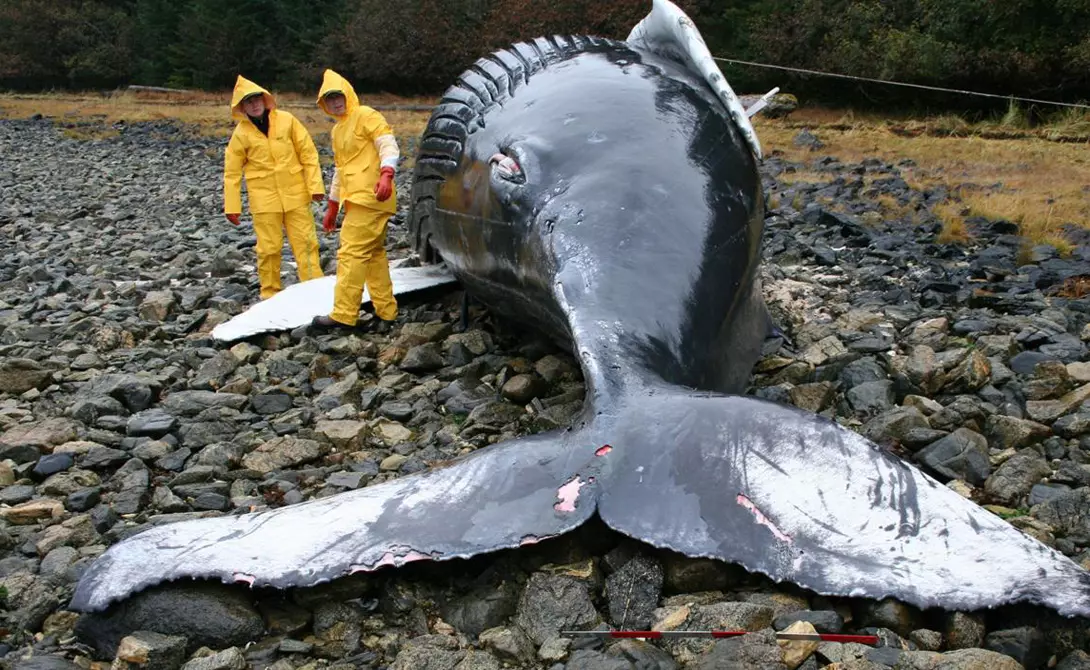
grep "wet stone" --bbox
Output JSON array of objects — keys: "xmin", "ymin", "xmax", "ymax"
[
  {"xmin": 604, "ymin": 555, "xmax": 664, "ymax": 630},
  {"xmin": 32, "ymin": 452, "xmax": 74, "ymax": 479}
]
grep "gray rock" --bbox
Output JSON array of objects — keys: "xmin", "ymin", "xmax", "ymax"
[
  {"xmin": 694, "ymin": 629, "xmax": 787, "ymax": 670},
  {"xmin": 909, "ymin": 629, "xmax": 943, "ymax": 652},
  {"xmin": 499, "ymin": 373, "xmax": 543, "ymax": 405},
  {"xmin": 1054, "ymin": 411, "xmax": 1090, "ymax": 438},
  {"xmin": 604, "ymin": 555, "xmax": 664, "ymax": 630},
  {"xmin": 65, "ymin": 487, "xmax": 101, "ymax": 512},
  {"xmin": 859, "ymin": 598, "xmax": 920, "ymax": 638},
  {"xmin": 112, "ymin": 460, "xmax": 150, "ymax": 515},
  {"xmin": 985, "ymin": 415, "xmax": 1052, "ymax": 450},
  {"xmin": 191, "ymin": 352, "xmax": 240, "ymax": 390},
  {"xmin": 387, "ymin": 634, "xmax": 465, "ymax": 670},
  {"xmin": 917, "ymin": 427, "xmax": 991, "ymax": 485},
  {"xmin": 0, "ymin": 483, "xmax": 34, "ymax": 505},
  {"xmin": 514, "ymin": 573, "xmax": 600, "ymax": 645},
  {"xmin": 251, "ymin": 393, "xmax": 293, "ymax": 415},
  {"xmin": 1, "ymin": 418, "xmax": 81, "ymax": 461},
  {"xmin": 77, "ymin": 374, "xmax": 159, "ymax": 413},
  {"xmin": 180, "ymin": 647, "xmax": 247, "ymax": 670},
  {"xmin": 161, "ymin": 391, "xmax": 248, "ymax": 417},
  {"xmin": 846, "ymin": 380, "xmax": 895, "ymax": 418},
  {"xmin": 862, "ymin": 406, "xmax": 930, "ymax": 444},
  {"xmin": 1058, "ymin": 650, "xmax": 1090, "ymax": 670},
  {"xmin": 33, "ymin": 452, "xmax": 74, "ymax": 479},
  {"xmin": 442, "ymin": 582, "xmax": 520, "ymax": 639},
  {"xmin": 1027, "ymin": 382, "xmax": 1090, "ymax": 423},
  {"xmin": 564, "ymin": 649, "xmax": 636, "ymax": 670},
  {"xmin": 126, "ymin": 409, "xmax": 178, "ymax": 438},
  {"xmin": 535, "ymin": 354, "xmax": 575, "ymax": 383},
  {"xmin": 773, "ymin": 610, "xmax": 843, "ymax": 634},
  {"xmin": 943, "ymin": 611, "xmax": 986, "ymax": 650},
  {"xmin": 479, "ymin": 626, "xmax": 535, "ymax": 664},
  {"xmin": 74, "ymin": 582, "xmax": 264, "ymax": 658},
  {"xmin": 378, "ymin": 401, "xmax": 415, "ymax": 421},
  {"xmin": 0, "ymin": 358, "xmax": 52, "ymax": 393},
  {"xmin": 115, "ymin": 630, "xmax": 187, "ymax": 670},
  {"xmin": 1029, "ymin": 482, "xmax": 1072, "ymax": 506},
  {"xmin": 9, "ymin": 655, "xmax": 85, "ymax": 670},
  {"xmin": 934, "ymin": 648, "xmax": 1026, "ymax": 669},
  {"xmin": 400, "ymin": 343, "xmax": 445, "ymax": 373},
  {"xmin": 1033, "ymin": 488, "xmax": 1090, "ymax": 540},
  {"xmin": 607, "ymin": 639, "xmax": 678, "ymax": 670},
  {"xmin": 985, "ymin": 626, "xmax": 1048, "ymax": 668},
  {"xmin": 985, "ymin": 449, "xmax": 1051, "ymax": 506}
]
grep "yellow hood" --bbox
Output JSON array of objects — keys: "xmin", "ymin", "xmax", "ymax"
[
  {"xmin": 317, "ymin": 68, "xmax": 359, "ymax": 119},
  {"xmin": 230, "ymin": 75, "xmax": 277, "ymax": 122}
]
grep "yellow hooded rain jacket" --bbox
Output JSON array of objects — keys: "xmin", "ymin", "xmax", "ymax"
[
  {"xmin": 224, "ymin": 76, "xmax": 324, "ymax": 215},
  {"xmin": 317, "ymin": 69, "xmax": 399, "ymax": 215}
]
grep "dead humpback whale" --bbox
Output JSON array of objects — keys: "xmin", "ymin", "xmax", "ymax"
[{"xmin": 70, "ymin": 0, "xmax": 1090, "ymax": 620}]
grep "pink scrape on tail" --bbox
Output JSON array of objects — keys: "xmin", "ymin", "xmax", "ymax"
[
  {"xmin": 350, "ymin": 548, "xmax": 435, "ymax": 573},
  {"xmin": 736, "ymin": 494, "xmax": 792, "ymax": 543},
  {"xmin": 520, "ymin": 533, "xmax": 555, "ymax": 546},
  {"xmin": 554, "ymin": 476, "xmax": 585, "ymax": 512},
  {"xmin": 596, "ymin": 445, "xmax": 613, "ymax": 456},
  {"xmin": 233, "ymin": 572, "xmax": 256, "ymax": 587}
]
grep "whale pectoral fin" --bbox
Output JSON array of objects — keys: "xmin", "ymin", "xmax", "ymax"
[
  {"xmin": 210, "ymin": 262, "xmax": 459, "ymax": 342},
  {"xmin": 69, "ymin": 431, "xmax": 597, "ymax": 613},
  {"xmin": 597, "ymin": 392, "xmax": 1090, "ymax": 617}
]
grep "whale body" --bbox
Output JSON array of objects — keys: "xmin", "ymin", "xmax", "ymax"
[{"xmin": 69, "ymin": 0, "xmax": 1090, "ymax": 621}]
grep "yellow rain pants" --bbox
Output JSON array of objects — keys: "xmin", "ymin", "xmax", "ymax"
[
  {"xmin": 252, "ymin": 206, "xmax": 324, "ymax": 300},
  {"xmin": 329, "ymin": 201, "xmax": 397, "ymax": 326}
]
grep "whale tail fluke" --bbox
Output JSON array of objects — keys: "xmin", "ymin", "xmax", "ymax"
[
  {"xmin": 71, "ymin": 382, "xmax": 1090, "ymax": 620},
  {"xmin": 68, "ymin": 427, "xmax": 605, "ymax": 613},
  {"xmin": 597, "ymin": 388, "xmax": 1090, "ymax": 618}
]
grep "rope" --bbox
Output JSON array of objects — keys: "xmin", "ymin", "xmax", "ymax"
[{"xmin": 712, "ymin": 56, "xmax": 1090, "ymax": 111}]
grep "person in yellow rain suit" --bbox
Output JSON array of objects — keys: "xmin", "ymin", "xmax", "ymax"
[
  {"xmin": 223, "ymin": 75, "xmax": 325, "ymax": 300},
  {"xmin": 310, "ymin": 69, "xmax": 399, "ymax": 333}
]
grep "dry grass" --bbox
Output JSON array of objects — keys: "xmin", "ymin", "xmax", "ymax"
[
  {"xmin": 932, "ymin": 201, "xmax": 972, "ymax": 244},
  {"xmin": 754, "ymin": 107, "xmax": 1090, "ymax": 249},
  {"xmin": 3, "ymin": 90, "xmax": 1090, "ymax": 248},
  {"xmin": 0, "ymin": 89, "xmax": 436, "ymax": 141},
  {"xmin": 775, "ymin": 168, "xmax": 833, "ymax": 186}
]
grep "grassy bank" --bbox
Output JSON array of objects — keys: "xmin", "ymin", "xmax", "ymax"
[
  {"xmin": 3, "ymin": 89, "xmax": 1088, "ymax": 251},
  {"xmin": 752, "ymin": 107, "xmax": 1090, "ymax": 253}
]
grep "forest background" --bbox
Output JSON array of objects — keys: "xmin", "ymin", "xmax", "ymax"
[{"xmin": 4, "ymin": 0, "xmax": 1090, "ymax": 115}]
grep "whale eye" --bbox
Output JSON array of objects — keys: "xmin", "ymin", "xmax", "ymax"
[{"xmin": 489, "ymin": 152, "xmax": 524, "ymax": 184}]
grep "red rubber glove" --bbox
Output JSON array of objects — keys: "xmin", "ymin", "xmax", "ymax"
[
  {"xmin": 225, "ymin": 213, "xmax": 240, "ymax": 226},
  {"xmin": 374, "ymin": 167, "xmax": 395, "ymax": 202},
  {"xmin": 322, "ymin": 200, "xmax": 340, "ymax": 234}
]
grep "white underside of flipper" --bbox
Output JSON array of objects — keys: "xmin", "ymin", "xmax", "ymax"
[
  {"xmin": 210, "ymin": 260, "xmax": 458, "ymax": 343},
  {"xmin": 626, "ymin": 0, "xmax": 763, "ymax": 159}
]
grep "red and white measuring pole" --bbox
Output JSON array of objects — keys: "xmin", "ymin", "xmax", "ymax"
[{"xmin": 562, "ymin": 630, "xmax": 879, "ymax": 644}]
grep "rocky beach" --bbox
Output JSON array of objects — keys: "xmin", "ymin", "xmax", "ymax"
[{"xmin": 2, "ymin": 115, "xmax": 1090, "ymax": 670}]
